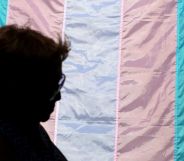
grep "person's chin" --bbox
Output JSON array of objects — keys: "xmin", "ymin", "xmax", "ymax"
[
  {"xmin": 40, "ymin": 112, "xmax": 52, "ymax": 122},
  {"xmin": 40, "ymin": 105, "xmax": 55, "ymax": 122},
  {"xmin": 40, "ymin": 115, "xmax": 50, "ymax": 122}
]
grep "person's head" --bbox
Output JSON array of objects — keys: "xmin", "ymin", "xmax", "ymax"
[{"xmin": 0, "ymin": 25, "xmax": 70, "ymax": 122}]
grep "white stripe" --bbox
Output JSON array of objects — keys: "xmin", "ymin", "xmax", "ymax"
[{"xmin": 114, "ymin": 0, "xmax": 124, "ymax": 160}]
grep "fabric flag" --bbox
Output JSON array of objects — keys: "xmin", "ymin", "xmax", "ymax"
[{"xmin": 0, "ymin": 0, "xmax": 183, "ymax": 161}]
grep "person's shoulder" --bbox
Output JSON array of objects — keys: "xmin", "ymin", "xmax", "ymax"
[{"xmin": 39, "ymin": 124, "xmax": 68, "ymax": 161}]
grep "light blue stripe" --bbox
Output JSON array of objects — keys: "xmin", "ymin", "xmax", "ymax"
[
  {"xmin": 57, "ymin": 0, "xmax": 121, "ymax": 161},
  {"xmin": 175, "ymin": 0, "xmax": 184, "ymax": 160},
  {"xmin": 0, "ymin": 0, "xmax": 8, "ymax": 26}
]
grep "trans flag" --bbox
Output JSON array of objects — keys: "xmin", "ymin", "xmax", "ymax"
[{"xmin": 0, "ymin": 0, "xmax": 183, "ymax": 161}]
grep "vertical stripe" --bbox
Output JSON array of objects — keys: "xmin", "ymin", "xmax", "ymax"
[
  {"xmin": 7, "ymin": 0, "xmax": 65, "ymax": 141},
  {"xmin": 0, "ymin": 0, "xmax": 8, "ymax": 26},
  {"xmin": 54, "ymin": 0, "xmax": 67, "ymax": 144},
  {"xmin": 7, "ymin": 0, "xmax": 65, "ymax": 39},
  {"xmin": 118, "ymin": 0, "xmax": 176, "ymax": 161},
  {"xmin": 114, "ymin": 0, "xmax": 124, "ymax": 161},
  {"xmin": 175, "ymin": 0, "xmax": 184, "ymax": 160},
  {"xmin": 56, "ymin": 0, "xmax": 121, "ymax": 161}
]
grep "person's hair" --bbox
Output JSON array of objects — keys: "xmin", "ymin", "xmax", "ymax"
[
  {"xmin": 0, "ymin": 25, "xmax": 70, "ymax": 121},
  {"xmin": 0, "ymin": 24, "xmax": 69, "ymax": 70}
]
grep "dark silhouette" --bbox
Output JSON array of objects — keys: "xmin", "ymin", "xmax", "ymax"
[{"xmin": 0, "ymin": 25, "xmax": 70, "ymax": 161}]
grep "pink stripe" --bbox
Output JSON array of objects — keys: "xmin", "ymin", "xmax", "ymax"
[
  {"xmin": 117, "ymin": 0, "xmax": 176, "ymax": 160},
  {"xmin": 7, "ymin": 0, "xmax": 65, "ymax": 141},
  {"xmin": 7, "ymin": 0, "xmax": 65, "ymax": 39},
  {"xmin": 114, "ymin": 0, "xmax": 124, "ymax": 161}
]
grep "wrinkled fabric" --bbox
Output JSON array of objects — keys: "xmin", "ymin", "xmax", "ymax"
[
  {"xmin": 8, "ymin": 0, "xmax": 65, "ymax": 40},
  {"xmin": 1, "ymin": 0, "xmax": 181, "ymax": 160},
  {"xmin": 175, "ymin": 0, "xmax": 184, "ymax": 160},
  {"xmin": 7, "ymin": 0, "xmax": 65, "ymax": 141},
  {"xmin": 117, "ymin": 0, "xmax": 176, "ymax": 161},
  {"xmin": 57, "ymin": 0, "xmax": 121, "ymax": 161}
]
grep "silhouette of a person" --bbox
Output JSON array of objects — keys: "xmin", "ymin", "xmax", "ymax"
[{"xmin": 0, "ymin": 25, "xmax": 70, "ymax": 161}]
